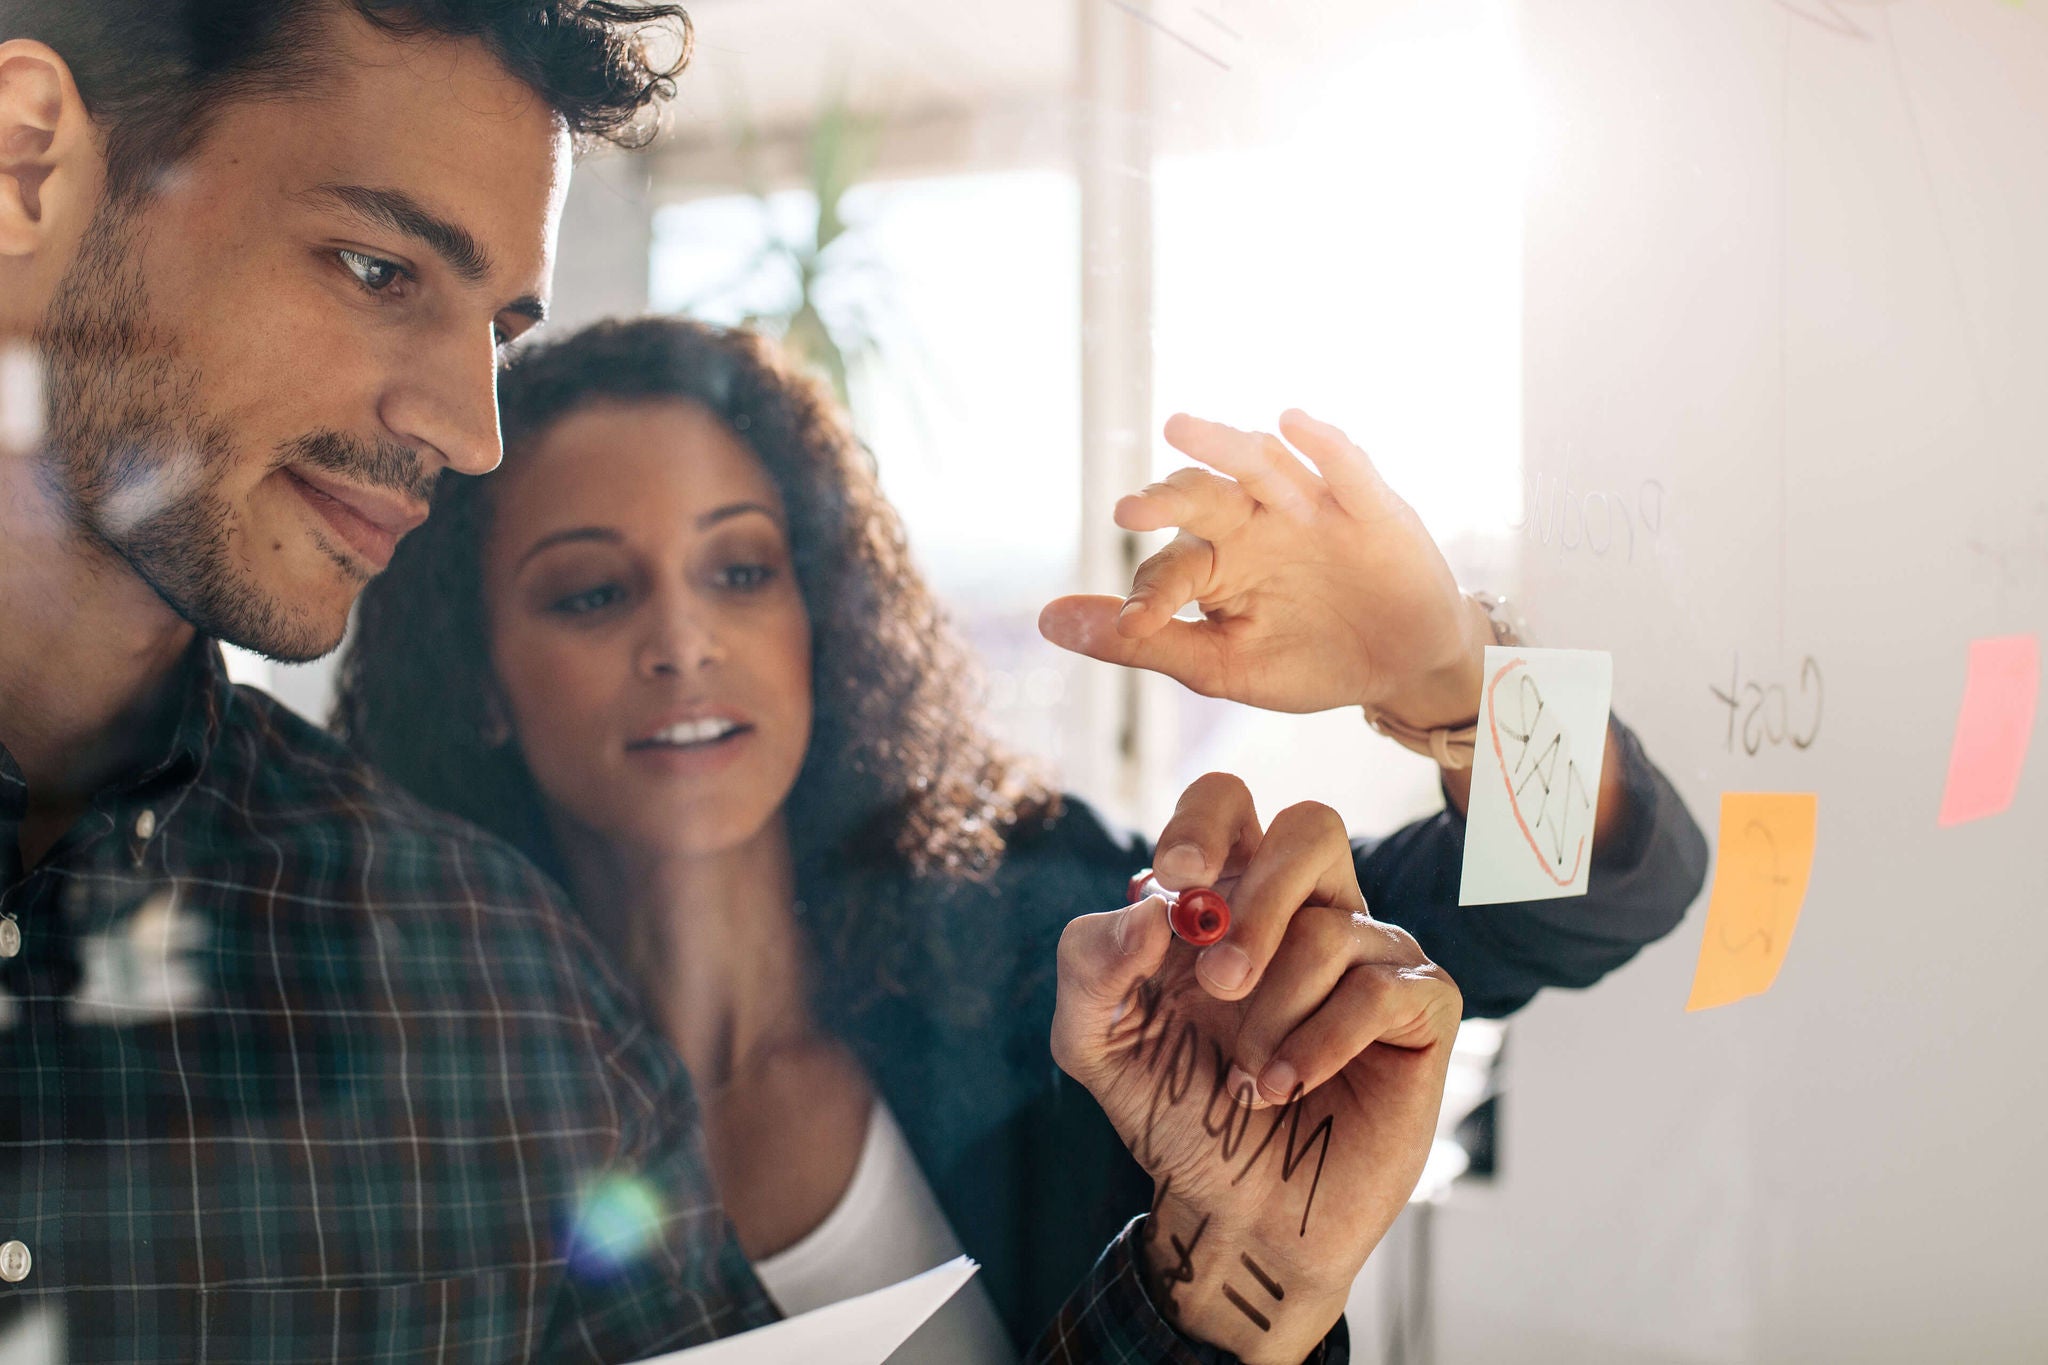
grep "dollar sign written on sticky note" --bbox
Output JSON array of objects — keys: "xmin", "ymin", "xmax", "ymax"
[
  {"xmin": 1458, "ymin": 646, "xmax": 1614, "ymax": 906},
  {"xmin": 1685, "ymin": 793, "xmax": 1820, "ymax": 1012},
  {"xmin": 1936, "ymin": 634, "xmax": 2039, "ymax": 828}
]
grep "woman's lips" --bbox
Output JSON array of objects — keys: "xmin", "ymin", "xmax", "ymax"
[{"xmin": 623, "ymin": 723, "xmax": 756, "ymax": 776}]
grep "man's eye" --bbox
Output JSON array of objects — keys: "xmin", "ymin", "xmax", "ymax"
[{"xmin": 339, "ymin": 250, "xmax": 406, "ymax": 293}]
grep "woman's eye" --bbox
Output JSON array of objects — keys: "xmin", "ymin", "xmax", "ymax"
[
  {"xmin": 339, "ymin": 249, "xmax": 406, "ymax": 294},
  {"xmin": 716, "ymin": 563, "xmax": 776, "ymax": 591},
  {"xmin": 551, "ymin": 584, "xmax": 625, "ymax": 615}
]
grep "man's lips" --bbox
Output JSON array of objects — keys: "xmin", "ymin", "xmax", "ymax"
[{"xmin": 285, "ymin": 468, "xmax": 429, "ymax": 571}]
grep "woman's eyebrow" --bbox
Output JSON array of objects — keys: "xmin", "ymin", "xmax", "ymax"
[
  {"xmin": 697, "ymin": 502, "xmax": 781, "ymax": 530},
  {"xmin": 518, "ymin": 526, "xmax": 621, "ymax": 568}
]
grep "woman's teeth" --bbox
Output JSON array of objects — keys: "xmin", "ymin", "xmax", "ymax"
[{"xmin": 642, "ymin": 718, "xmax": 742, "ymax": 748}]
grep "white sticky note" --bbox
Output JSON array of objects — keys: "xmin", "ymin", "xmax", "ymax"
[
  {"xmin": 1458, "ymin": 646, "xmax": 1614, "ymax": 905},
  {"xmin": 629, "ymin": 1256, "xmax": 978, "ymax": 1365}
]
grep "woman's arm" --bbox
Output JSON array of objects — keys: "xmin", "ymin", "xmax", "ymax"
[
  {"xmin": 1037, "ymin": 409, "xmax": 1709, "ymax": 1013},
  {"xmin": 1356, "ymin": 715, "xmax": 1707, "ymax": 1018}
]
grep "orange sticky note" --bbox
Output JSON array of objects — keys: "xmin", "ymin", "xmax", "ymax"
[
  {"xmin": 1685, "ymin": 793, "xmax": 1819, "ymax": 1012},
  {"xmin": 1936, "ymin": 635, "xmax": 2039, "ymax": 827}
]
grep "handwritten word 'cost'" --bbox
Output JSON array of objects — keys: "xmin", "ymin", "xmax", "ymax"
[{"xmin": 1709, "ymin": 653, "xmax": 1823, "ymax": 756}]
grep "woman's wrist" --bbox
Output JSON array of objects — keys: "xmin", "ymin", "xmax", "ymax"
[
  {"xmin": 1368, "ymin": 594, "xmax": 1493, "ymax": 733},
  {"xmin": 1136, "ymin": 1194, "xmax": 1350, "ymax": 1364}
]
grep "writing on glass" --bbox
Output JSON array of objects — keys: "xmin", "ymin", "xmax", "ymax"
[{"xmin": 1710, "ymin": 652, "xmax": 1823, "ymax": 756}]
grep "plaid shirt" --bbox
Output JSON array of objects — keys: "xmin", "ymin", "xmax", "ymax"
[{"xmin": 1, "ymin": 642, "xmax": 1329, "ymax": 1364}]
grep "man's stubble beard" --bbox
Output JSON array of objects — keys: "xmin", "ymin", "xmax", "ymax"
[{"xmin": 33, "ymin": 202, "xmax": 358, "ymax": 664}]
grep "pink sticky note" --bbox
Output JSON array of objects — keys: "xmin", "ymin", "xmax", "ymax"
[{"xmin": 1937, "ymin": 635, "xmax": 2040, "ymax": 827}]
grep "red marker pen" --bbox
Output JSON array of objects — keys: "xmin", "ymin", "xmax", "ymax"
[{"xmin": 1126, "ymin": 868, "xmax": 1232, "ymax": 947}]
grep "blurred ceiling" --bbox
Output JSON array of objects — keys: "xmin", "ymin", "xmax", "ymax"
[
  {"xmin": 645, "ymin": 1, "xmax": 1440, "ymax": 195},
  {"xmin": 665, "ymin": 0, "xmax": 1077, "ymax": 144}
]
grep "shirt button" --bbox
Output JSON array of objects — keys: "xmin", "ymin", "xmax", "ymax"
[
  {"xmin": 134, "ymin": 809, "xmax": 158, "ymax": 841},
  {"xmin": 0, "ymin": 1241, "xmax": 29, "ymax": 1283},
  {"xmin": 0, "ymin": 919, "xmax": 18, "ymax": 959}
]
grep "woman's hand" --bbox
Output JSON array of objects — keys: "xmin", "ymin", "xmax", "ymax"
[
  {"xmin": 1039, "ymin": 409, "xmax": 1492, "ymax": 730},
  {"xmin": 1050, "ymin": 775, "xmax": 1462, "ymax": 1363}
]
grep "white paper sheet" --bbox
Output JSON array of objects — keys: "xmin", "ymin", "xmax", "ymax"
[
  {"xmin": 629, "ymin": 1256, "xmax": 980, "ymax": 1365},
  {"xmin": 1458, "ymin": 646, "xmax": 1613, "ymax": 905}
]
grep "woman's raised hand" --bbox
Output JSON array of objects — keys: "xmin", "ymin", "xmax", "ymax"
[
  {"xmin": 1039, "ymin": 409, "xmax": 1492, "ymax": 730},
  {"xmin": 1050, "ymin": 775, "xmax": 1462, "ymax": 1363}
]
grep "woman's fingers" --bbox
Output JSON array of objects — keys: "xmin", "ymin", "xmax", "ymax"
[
  {"xmin": 1113, "ymin": 466, "xmax": 1259, "ymax": 541},
  {"xmin": 1220, "ymin": 907, "xmax": 1363, "ymax": 1104},
  {"xmin": 1227, "ymin": 913, "xmax": 1438, "ymax": 1103},
  {"xmin": 1151, "ymin": 772, "xmax": 1264, "ymax": 889},
  {"xmin": 1163, "ymin": 413, "xmax": 1321, "ymax": 518},
  {"xmin": 1192, "ymin": 800, "xmax": 1364, "ymax": 1001},
  {"xmin": 1117, "ymin": 532, "xmax": 1214, "ymax": 638},
  {"xmin": 1037, "ymin": 595, "xmax": 1230, "ymax": 694},
  {"xmin": 1258, "ymin": 958, "xmax": 1463, "ymax": 1100},
  {"xmin": 1276, "ymin": 408, "xmax": 1396, "ymax": 522},
  {"xmin": 1050, "ymin": 895, "xmax": 1174, "ymax": 1086}
]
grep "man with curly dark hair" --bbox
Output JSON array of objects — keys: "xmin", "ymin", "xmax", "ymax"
[{"xmin": 0, "ymin": 4, "xmax": 1472, "ymax": 1363}]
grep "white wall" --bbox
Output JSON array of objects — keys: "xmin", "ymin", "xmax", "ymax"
[{"xmin": 1432, "ymin": 2, "xmax": 2048, "ymax": 1360}]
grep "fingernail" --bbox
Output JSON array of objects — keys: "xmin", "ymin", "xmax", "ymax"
[
  {"xmin": 1225, "ymin": 1064, "xmax": 1265, "ymax": 1108},
  {"xmin": 1198, "ymin": 943, "xmax": 1251, "ymax": 992},
  {"xmin": 1118, "ymin": 598, "xmax": 1143, "ymax": 622},
  {"xmin": 1155, "ymin": 842, "xmax": 1204, "ymax": 879},
  {"xmin": 1257, "ymin": 1059, "xmax": 1298, "ymax": 1106}
]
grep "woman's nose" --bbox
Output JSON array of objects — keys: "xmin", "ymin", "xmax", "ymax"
[{"xmin": 637, "ymin": 607, "xmax": 725, "ymax": 678}]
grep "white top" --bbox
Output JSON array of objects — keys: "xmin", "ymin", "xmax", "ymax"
[{"xmin": 752, "ymin": 1101, "xmax": 1016, "ymax": 1365}]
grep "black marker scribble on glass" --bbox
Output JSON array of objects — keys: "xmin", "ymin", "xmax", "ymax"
[
  {"xmin": 1100, "ymin": 0, "xmax": 1232, "ymax": 70},
  {"xmin": 1200, "ymin": 1042, "xmax": 1255, "ymax": 1160},
  {"xmin": 1511, "ymin": 472, "xmax": 1665, "ymax": 564},
  {"xmin": 1772, "ymin": 0, "xmax": 1901, "ymax": 40},
  {"xmin": 1158, "ymin": 1212, "xmax": 1209, "ymax": 1319},
  {"xmin": 1109, "ymin": 977, "xmax": 1338, "ymax": 1237},
  {"xmin": 1710, "ymin": 653, "xmax": 1823, "ymax": 756},
  {"xmin": 1221, "ymin": 1252, "xmax": 1284, "ymax": 1333},
  {"xmin": 1239, "ymin": 1252, "xmax": 1284, "ymax": 1300},
  {"xmin": 1222, "ymin": 1284, "xmax": 1271, "ymax": 1332},
  {"xmin": 1139, "ymin": 1018, "xmax": 1202, "ymax": 1165},
  {"xmin": 1229, "ymin": 1081, "xmax": 1334, "ymax": 1237}
]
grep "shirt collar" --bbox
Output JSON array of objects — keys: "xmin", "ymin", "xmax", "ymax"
[{"xmin": 120, "ymin": 637, "xmax": 235, "ymax": 799}]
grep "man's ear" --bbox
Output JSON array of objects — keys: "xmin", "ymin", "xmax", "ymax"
[{"xmin": 0, "ymin": 40, "xmax": 101, "ymax": 260}]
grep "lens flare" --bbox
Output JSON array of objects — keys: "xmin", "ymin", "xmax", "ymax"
[{"xmin": 566, "ymin": 1174, "xmax": 666, "ymax": 1278}]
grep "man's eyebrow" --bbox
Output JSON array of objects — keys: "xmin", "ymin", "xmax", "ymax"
[
  {"xmin": 518, "ymin": 526, "xmax": 620, "ymax": 568},
  {"xmin": 306, "ymin": 183, "xmax": 487, "ymax": 285}
]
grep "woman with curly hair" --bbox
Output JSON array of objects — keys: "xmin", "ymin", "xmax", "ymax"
[{"xmin": 333, "ymin": 316, "xmax": 1707, "ymax": 1357}]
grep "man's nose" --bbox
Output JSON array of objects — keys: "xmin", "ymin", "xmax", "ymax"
[{"xmin": 377, "ymin": 323, "xmax": 504, "ymax": 478}]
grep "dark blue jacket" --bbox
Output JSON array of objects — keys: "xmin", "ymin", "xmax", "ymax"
[{"xmin": 838, "ymin": 718, "xmax": 1710, "ymax": 1348}]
